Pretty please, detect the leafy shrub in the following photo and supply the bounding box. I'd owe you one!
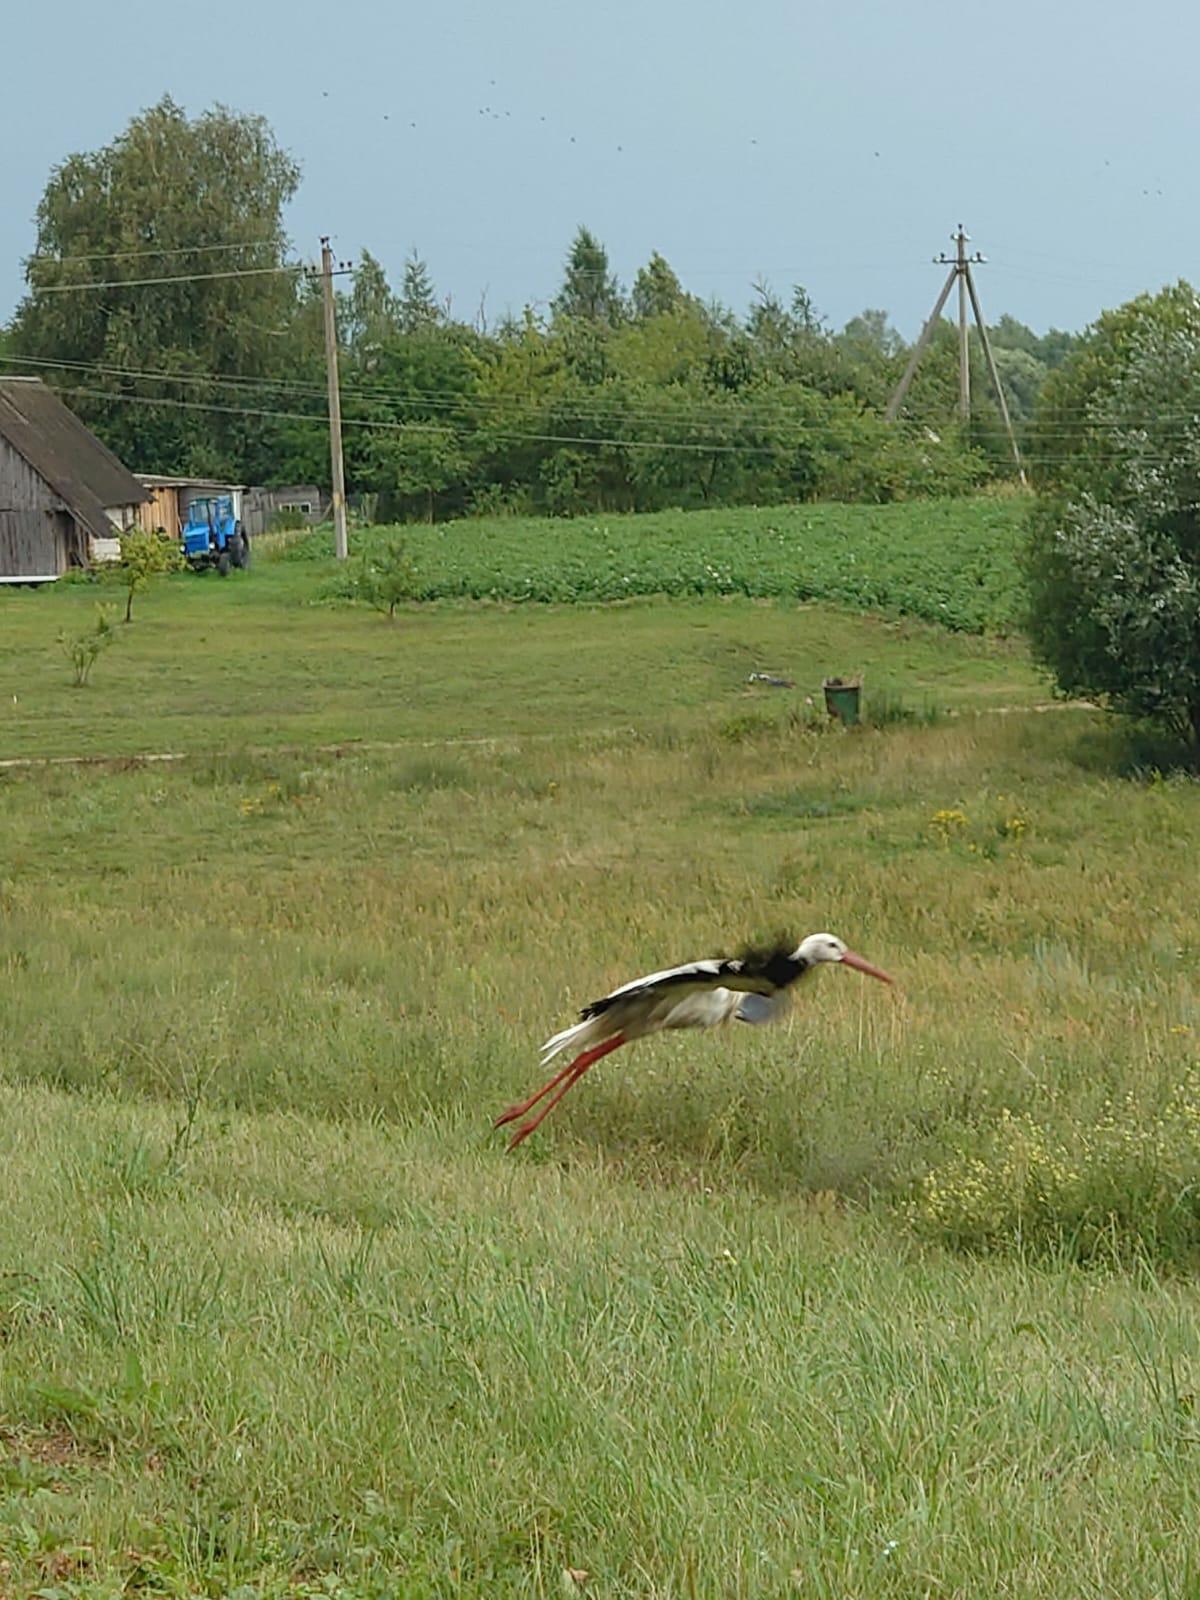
[344,541,418,619]
[269,506,310,532]
[468,483,533,519]
[1027,286,1200,754]
[58,605,119,686]
[113,528,183,621]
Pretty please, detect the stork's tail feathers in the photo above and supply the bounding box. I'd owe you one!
[539,1014,607,1065]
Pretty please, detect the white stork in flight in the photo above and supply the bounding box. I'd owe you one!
[495,932,894,1150]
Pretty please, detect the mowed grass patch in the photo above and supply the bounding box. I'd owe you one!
[3,1081,1200,1597]
[0,494,1036,762]
[0,589,1037,764]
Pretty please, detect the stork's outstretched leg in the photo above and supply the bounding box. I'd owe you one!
[494,1054,586,1129]
[497,1034,627,1151]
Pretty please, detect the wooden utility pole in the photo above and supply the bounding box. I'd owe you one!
[885,224,1027,487]
[320,236,349,561]
[884,267,957,424]
[953,225,972,421]
[964,269,1026,487]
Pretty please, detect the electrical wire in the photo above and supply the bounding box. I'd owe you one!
[15,352,1200,448]
[1,351,918,431]
[40,384,1190,470]
[27,240,283,266]
[44,382,803,457]
[12,356,1199,472]
[29,264,341,293]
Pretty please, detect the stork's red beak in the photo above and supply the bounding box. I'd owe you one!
[839,950,894,984]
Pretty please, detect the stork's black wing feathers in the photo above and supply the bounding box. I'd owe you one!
[579,941,806,1021]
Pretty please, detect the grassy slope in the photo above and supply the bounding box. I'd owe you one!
[2,501,1200,1595]
[0,583,1037,769]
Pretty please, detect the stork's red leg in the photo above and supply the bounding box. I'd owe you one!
[501,1033,627,1151]
[494,1054,584,1129]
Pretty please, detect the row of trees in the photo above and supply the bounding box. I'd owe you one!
[4,99,1080,521]
[5,101,1197,754]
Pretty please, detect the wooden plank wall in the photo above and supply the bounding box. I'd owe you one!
[0,439,65,575]
[136,484,181,534]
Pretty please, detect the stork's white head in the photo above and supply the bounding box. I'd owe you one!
[792,932,894,984]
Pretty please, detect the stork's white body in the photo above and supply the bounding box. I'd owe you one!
[496,933,894,1150]
[538,976,743,1065]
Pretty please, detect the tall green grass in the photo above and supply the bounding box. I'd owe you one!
[3,571,1199,1594]
[1,713,1196,1262]
[0,586,1037,763]
[4,1082,1200,1597]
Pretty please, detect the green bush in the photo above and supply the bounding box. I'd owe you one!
[57,605,119,686]
[1027,286,1200,755]
[344,541,418,619]
[268,506,310,532]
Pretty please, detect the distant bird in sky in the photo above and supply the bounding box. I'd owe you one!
[495,933,894,1150]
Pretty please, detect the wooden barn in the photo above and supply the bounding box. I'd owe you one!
[0,378,148,581]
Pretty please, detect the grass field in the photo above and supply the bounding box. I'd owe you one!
[2,501,1200,1597]
[0,498,1036,764]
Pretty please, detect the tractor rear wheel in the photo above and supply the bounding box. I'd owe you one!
[217,549,232,577]
[231,526,250,569]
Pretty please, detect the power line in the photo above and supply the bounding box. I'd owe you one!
[26,375,1178,470]
[0,351,905,431]
[28,240,283,266]
[43,381,821,457]
[15,352,1200,455]
[16,350,1200,437]
[29,263,344,294]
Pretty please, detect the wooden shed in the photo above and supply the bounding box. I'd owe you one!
[242,485,328,535]
[0,378,148,581]
[135,476,245,536]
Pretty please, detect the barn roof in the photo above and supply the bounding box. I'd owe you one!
[0,378,148,542]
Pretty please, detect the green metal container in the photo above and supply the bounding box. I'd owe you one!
[822,677,862,726]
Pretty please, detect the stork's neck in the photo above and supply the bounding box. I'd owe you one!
[745,948,808,989]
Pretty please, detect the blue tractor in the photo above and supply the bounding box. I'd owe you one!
[180,494,250,575]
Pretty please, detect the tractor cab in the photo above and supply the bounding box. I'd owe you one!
[180,494,249,574]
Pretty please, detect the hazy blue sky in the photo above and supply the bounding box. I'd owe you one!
[2,0,1195,338]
